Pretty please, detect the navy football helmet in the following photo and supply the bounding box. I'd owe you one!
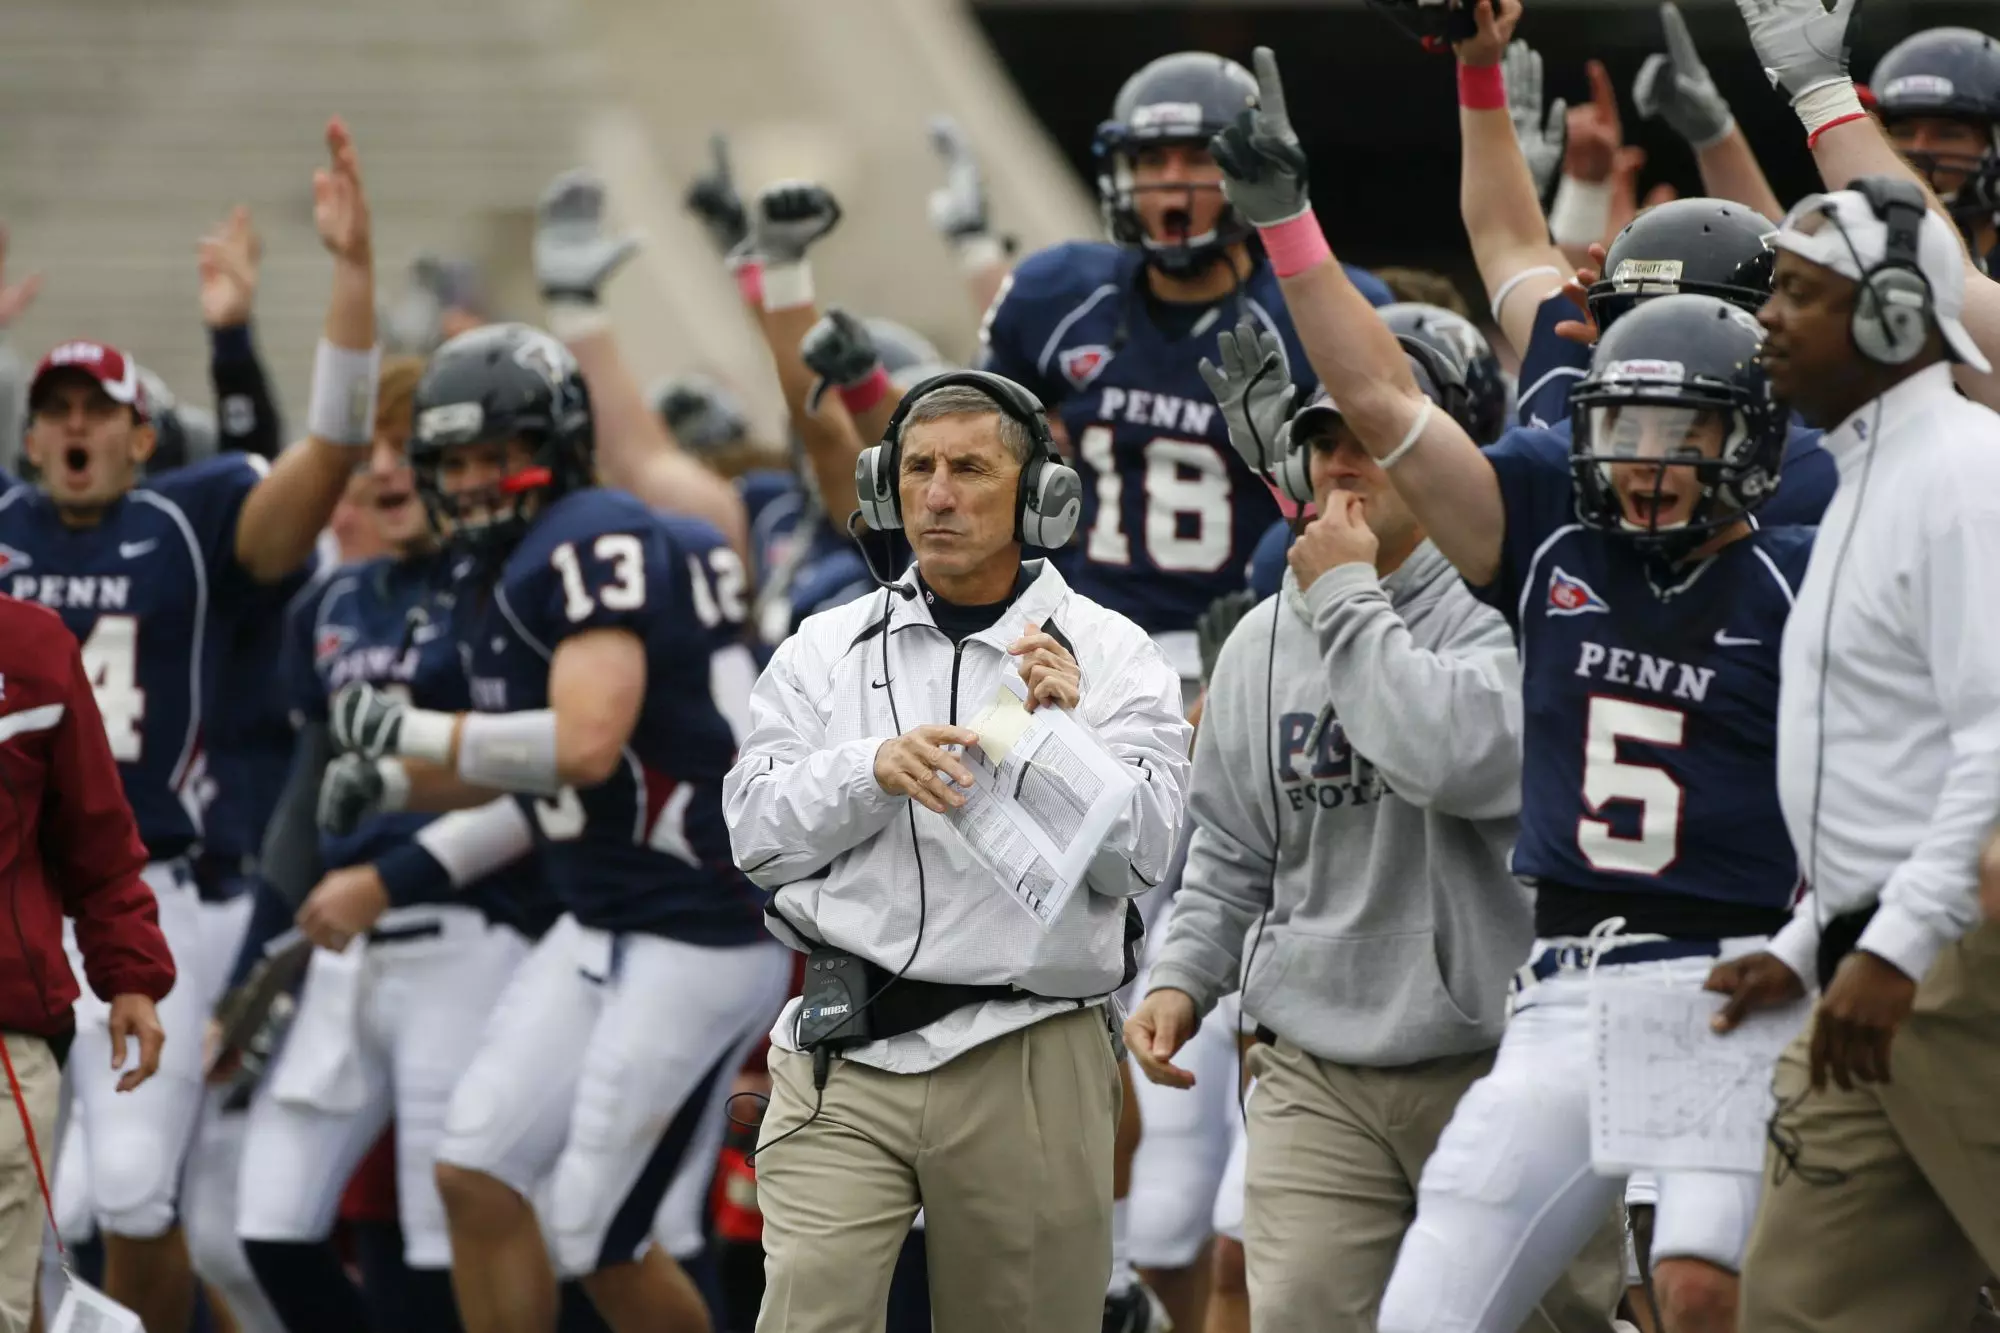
[1379,303,1509,444]
[1569,295,1787,558]
[1585,199,1778,335]
[1871,29,2000,236]
[408,323,593,560]
[1094,52,1258,278]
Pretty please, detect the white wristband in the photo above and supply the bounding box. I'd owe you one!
[307,339,381,447]
[1793,80,1865,138]
[1549,176,1613,247]
[396,708,459,766]
[760,260,815,312]
[545,297,611,343]
[1377,401,1433,472]
[456,709,563,797]
[377,758,411,813]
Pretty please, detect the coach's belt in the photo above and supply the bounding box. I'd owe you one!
[1526,938,1721,982]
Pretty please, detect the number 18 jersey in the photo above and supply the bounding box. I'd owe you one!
[979,240,1392,636]
[1474,427,1813,923]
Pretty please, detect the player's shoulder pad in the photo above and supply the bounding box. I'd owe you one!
[1488,421,1573,470]
[516,487,662,554]
[1750,521,1818,581]
[145,450,267,501]
[654,509,728,558]
[1004,240,1136,308]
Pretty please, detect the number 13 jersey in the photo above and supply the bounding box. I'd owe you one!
[978,240,1392,638]
[1474,427,1814,923]
[452,488,763,944]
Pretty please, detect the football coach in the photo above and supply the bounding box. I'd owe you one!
[724,370,1191,1333]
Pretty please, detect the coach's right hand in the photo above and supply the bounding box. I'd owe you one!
[1704,951,1806,1033]
[1127,989,1201,1088]
[874,725,978,813]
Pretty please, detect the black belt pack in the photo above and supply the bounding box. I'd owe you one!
[796,944,1040,1051]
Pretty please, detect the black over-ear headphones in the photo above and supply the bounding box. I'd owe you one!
[1841,176,1935,367]
[854,369,1082,549]
[1270,335,1469,505]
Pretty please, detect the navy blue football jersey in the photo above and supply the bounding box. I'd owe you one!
[205,558,319,873]
[738,469,806,588]
[0,455,266,860]
[453,489,763,942]
[979,240,1392,635]
[1474,426,1814,916]
[283,552,540,931]
[656,511,757,743]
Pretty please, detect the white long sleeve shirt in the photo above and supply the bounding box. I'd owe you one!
[1771,363,2000,986]
[722,558,1190,1073]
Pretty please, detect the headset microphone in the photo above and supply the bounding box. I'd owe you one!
[846,509,916,599]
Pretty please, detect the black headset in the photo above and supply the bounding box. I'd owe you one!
[1840,176,1935,367]
[854,370,1082,549]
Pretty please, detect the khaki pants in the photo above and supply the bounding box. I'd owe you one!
[0,1034,60,1333]
[754,1005,1120,1333]
[1740,923,2000,1333]
[1244,1039,1625,1333]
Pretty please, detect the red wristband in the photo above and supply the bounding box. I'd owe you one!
[731,259,764,308]
[1805,112,1869,149]
[1257,211,1332,279]
[836,366,892,415]
[1457,61,1507,111]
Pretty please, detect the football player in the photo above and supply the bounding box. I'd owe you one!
[1870,27,2000,274]
[1212,38,1814,1333]
[2,119,383,1333]
[321,323,789,1333]
[978,50,1393,694]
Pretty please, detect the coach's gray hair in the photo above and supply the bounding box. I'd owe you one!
[897,384,1034,466]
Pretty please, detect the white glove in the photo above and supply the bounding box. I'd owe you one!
[534,170,639,304]
[1503,42,1568,205]
[1635,3,1736,150]
[1730,0,1861,101]
[1197,319,1298,476]
[318,754,389,836]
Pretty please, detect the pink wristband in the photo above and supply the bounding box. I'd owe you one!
[732,259,764,307]
[1457,61,1507,111]
[836,366,892,415]
[1257,211,1332,279]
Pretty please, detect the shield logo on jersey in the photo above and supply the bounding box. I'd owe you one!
[1546,566,1610,617]
[314,625,357,666]
[1059,344,1114,390]
[0,544,31,577]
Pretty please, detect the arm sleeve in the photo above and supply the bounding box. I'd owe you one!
[1767,895,1823,992]
[973,263,1066,405]
[1080,637,1193,899]
[1143,622,1277,1018]
[208,323,284,461]
[372,798,535,906]
[259,719,330,910]
[1303,566,1524,820]
[721,629,903,890]
[1857,500,2000,982]
[1512,295,1591,430]
[48,639,174,1002]
[0,333,24,478]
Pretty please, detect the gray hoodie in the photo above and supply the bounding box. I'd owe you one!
[1147,542,1533,1066]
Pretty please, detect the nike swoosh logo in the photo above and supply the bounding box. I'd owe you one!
[1714,630,1762,647]
[870,678,890,690]
[118,539,158,559]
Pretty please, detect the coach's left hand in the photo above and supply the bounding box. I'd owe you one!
[1289,492,1376,591]
[299,864,392,953]
[1009,621,1080,712]
[1811,951,1918,1092]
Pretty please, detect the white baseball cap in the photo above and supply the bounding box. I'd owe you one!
[1772,189,1992,375]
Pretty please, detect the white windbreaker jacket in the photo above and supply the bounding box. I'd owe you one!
[723,558,1190,1072]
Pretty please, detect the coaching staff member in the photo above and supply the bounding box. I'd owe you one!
[724,371,1190,1333]
[1709,179,2000,1331]
[0,592,173,1328]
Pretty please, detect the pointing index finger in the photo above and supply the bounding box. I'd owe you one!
[1587,60,1623,136]
[1251,47,1292,137]
[708,132,733,182]
[1660,2,1703,74]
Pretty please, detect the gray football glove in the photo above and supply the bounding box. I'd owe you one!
[1503,42,1568,206]
[1197,319,1297,478]
[317,754,386,836]
[926,116,990,243]
[801,308,883,413]
[535,169,640,304]
[752,182,843,265]
[1208,48,1311,229]
[329,682,405,759]
[1635,4,1736,150]
[1730,0,1861,101]
[684,132,749,257]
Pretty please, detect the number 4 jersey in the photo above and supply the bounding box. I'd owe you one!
[0,456,267,861]
[979,240,1393,645]
[453,488,764,943]
[1474,427,1814,932]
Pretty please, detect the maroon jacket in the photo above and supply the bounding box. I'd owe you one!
[0,594,173,1038]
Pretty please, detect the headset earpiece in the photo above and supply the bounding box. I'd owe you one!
[1272,337,1467,507]
[1844,176,1934,368]
[854,445,901,530]
[1272,420,1315,506]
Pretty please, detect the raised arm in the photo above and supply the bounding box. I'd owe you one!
[1211,47,1507,585]
[926,116,1013,320]
[199,206,284,461]
[535,171,750,560]
[233,119,378,583]
[1633,2,1784,222]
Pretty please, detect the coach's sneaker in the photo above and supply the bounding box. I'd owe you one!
[1102,1279,1172,1333]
